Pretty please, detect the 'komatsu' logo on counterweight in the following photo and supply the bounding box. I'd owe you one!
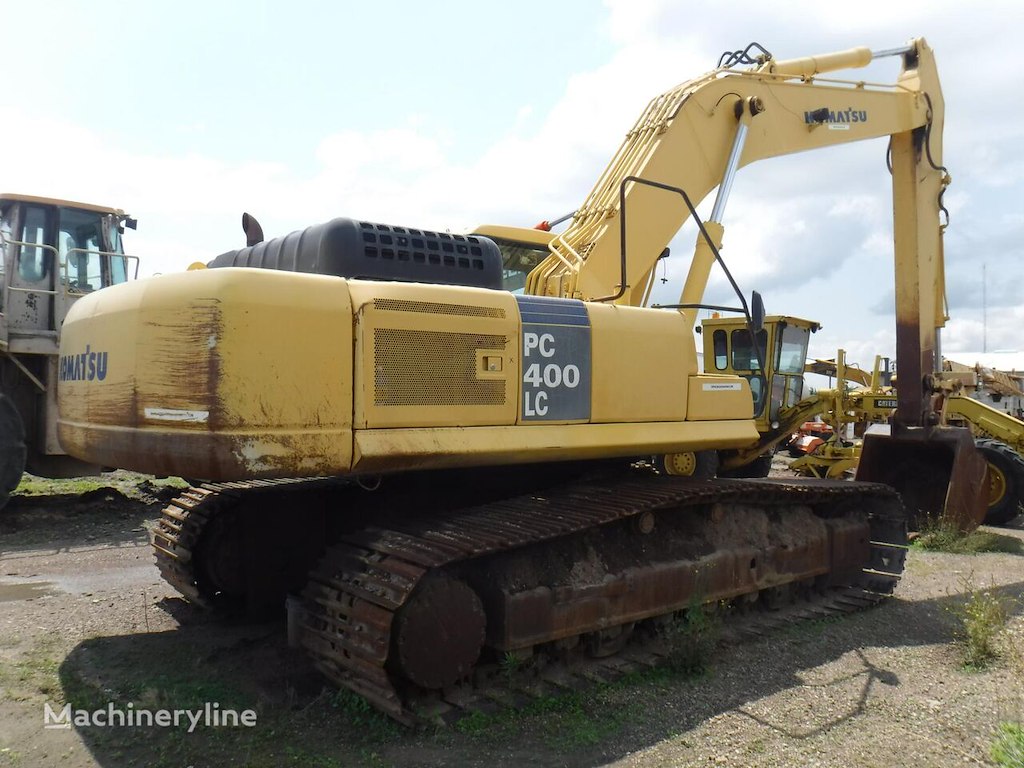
[59,346,108,382]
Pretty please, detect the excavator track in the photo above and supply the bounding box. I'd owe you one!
[152,477,344,611]
[151,473,905,724]
[293,474,907,724]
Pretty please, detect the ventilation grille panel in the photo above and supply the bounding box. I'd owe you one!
[373,298,505,318]
[373,328,507,406]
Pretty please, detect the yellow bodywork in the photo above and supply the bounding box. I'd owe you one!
[57,38,958,492]
[58,268,756,480]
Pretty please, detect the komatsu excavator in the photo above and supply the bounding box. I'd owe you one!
[0,194,137,509]
[56,38,987,720]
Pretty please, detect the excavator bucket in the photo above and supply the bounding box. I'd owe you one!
[856,427,988,532]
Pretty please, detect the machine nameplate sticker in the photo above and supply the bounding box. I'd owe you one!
[702,382,742,391]
[873,398,898,409]
[516,296,591,421]
[144,408,210,423]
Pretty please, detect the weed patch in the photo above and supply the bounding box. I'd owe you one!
[328,688,399,742]
[913,523,1023,555]
[991,722,1024,768]
[949,580,1010,670]
[663,602,722,676]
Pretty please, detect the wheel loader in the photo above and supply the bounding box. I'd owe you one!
[56,38,988,721]
[0,194,138,510]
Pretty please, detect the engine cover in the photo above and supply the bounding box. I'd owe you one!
[208,217,503,290]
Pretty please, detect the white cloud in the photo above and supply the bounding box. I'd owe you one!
[4,0,1022,372]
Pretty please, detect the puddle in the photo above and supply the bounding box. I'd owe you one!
[0,581,57,602]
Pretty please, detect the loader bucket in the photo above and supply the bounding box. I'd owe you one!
[856,427,988,532]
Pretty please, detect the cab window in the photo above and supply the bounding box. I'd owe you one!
[730,328,767,371]
[491,238,549,293]
[776,323,811,374]
[713,329,728,370]
[59,207,105,291]
[18,205,49,282]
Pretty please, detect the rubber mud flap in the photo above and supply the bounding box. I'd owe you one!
[0,394,27,510]
[857,427,987,532]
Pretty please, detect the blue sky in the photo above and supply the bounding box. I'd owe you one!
[7,0,1023,368]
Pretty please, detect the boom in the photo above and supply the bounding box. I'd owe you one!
[528,39,946,431]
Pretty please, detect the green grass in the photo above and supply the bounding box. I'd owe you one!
[949,582,1010,670]
[663,602,722,675]
[0,637,64,703]
[912,524,1023,555]
[452,664,675,748]
[328,689,399,742]
[13,476,112,496]
[992,722,1024,768]
[13,471,189,499]
[452,606,718,746]
[42,633,406,768]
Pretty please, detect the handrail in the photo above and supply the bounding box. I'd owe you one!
[1,238,62,310]
[64,246,141,282]
[1,235,140,290]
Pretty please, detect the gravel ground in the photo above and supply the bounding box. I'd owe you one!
[0,474,1022,768]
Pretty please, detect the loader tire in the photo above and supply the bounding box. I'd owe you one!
[975,438,1024,526]
[0,394,27,511]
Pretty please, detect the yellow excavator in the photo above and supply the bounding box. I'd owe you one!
[57,38,987,720]
[0,194,138,510]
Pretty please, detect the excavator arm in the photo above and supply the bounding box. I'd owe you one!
[528,39,947,432]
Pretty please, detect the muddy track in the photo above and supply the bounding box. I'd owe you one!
[151,474,907,725]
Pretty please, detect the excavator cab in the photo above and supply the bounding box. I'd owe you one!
[469,225,553,294]
[700,314,820,431]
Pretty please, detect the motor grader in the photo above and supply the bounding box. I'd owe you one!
[0,194,137,510]
[56,38,988,721]
[698,314,1024,525]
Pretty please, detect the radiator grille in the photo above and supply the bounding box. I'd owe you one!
[373,328,507,406]
[373,298,505,319]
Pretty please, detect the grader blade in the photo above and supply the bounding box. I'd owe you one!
[856,427,987,532]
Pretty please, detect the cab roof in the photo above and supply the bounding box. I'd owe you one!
[0,193,126,217]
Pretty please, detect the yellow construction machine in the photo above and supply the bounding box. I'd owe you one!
[56,38,988,720]
[704,309,1024,528]
[0,194,138,509]
[942,394,1024,525]
[701,314,1023,525]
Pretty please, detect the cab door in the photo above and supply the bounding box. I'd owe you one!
[5,203,57,335]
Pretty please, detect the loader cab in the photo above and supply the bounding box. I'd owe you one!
[0,194,138,342]
[470,225,552,293]
[701,315,820,428]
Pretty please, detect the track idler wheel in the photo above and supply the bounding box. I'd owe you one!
[391,576,485,690]
[0,395,27,511]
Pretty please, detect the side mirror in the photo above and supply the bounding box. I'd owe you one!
[750,290,765,332]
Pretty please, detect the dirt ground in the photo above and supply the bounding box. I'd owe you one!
[0,472,1022,768]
